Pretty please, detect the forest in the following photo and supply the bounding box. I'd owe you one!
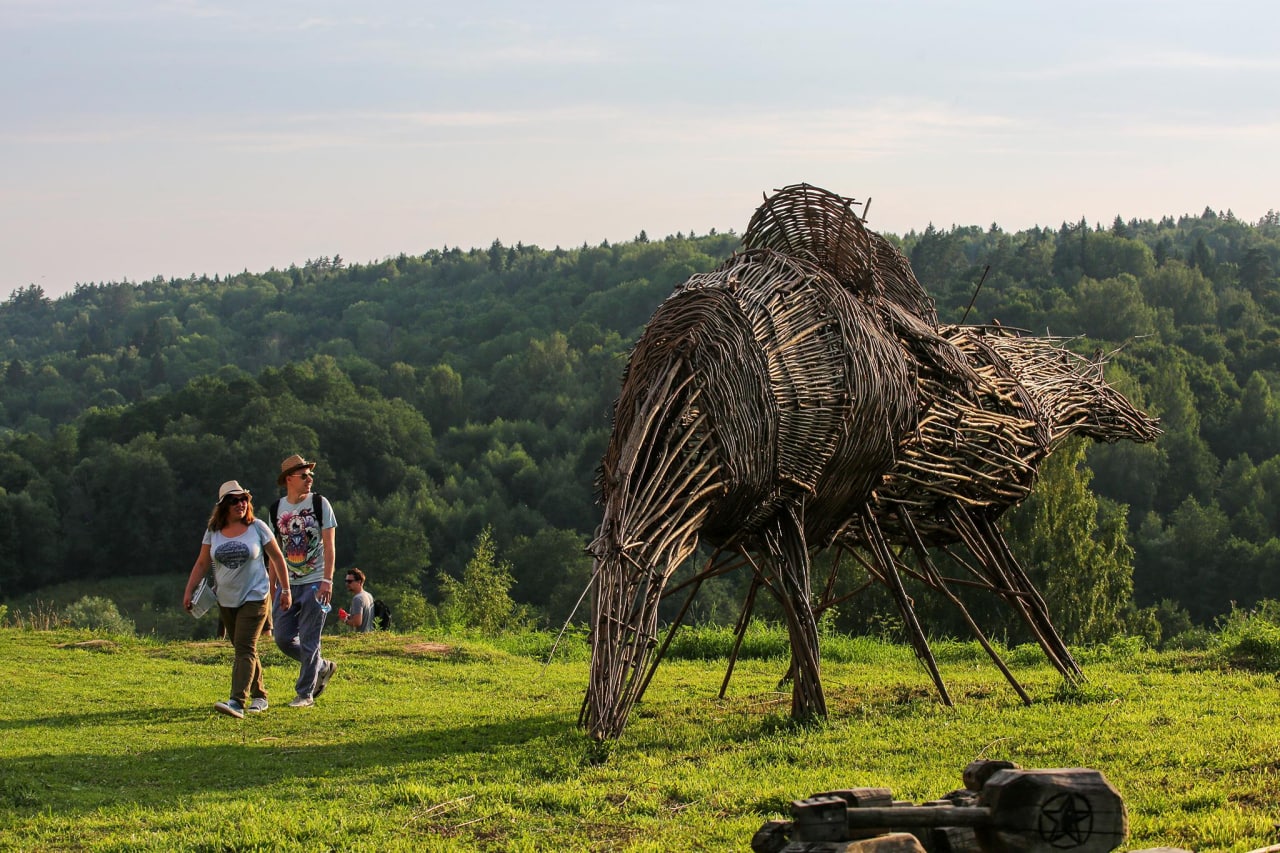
[2,206,1280,644]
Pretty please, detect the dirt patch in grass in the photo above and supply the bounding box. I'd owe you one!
[404,641,453,657]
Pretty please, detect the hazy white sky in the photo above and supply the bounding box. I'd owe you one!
[3,0,1277,298]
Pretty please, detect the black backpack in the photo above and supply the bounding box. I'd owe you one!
[372,599,393,630]
[265,492,329,534]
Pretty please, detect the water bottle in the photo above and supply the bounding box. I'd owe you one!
[314,584,332,615]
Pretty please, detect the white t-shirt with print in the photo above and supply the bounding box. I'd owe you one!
[273,494,337,586]
[203,519,274,607]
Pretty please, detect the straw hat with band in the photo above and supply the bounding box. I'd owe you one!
[277,454,317,486]
[217,480,252,502]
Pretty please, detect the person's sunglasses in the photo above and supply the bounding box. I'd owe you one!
[344,578,357,584]
[296,471,315,480]
[226,495,250,505]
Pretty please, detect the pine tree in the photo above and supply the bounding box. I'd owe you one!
[1005,439,1136,643]
[438,525,523,635]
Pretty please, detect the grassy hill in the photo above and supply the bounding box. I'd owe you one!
[2,626,1278,850]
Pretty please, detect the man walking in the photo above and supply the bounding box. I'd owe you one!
[340,568,375,632]
[269,454,338,707]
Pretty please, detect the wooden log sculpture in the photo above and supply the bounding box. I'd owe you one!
[751,759,1129,853]
[581,184,1160,741]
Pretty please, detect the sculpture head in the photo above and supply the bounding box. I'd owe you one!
[977,331,1161,448]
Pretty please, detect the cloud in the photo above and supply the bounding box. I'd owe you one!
[1016,49,1280,80]
[1114,118,1280,142]
[0,100,1025,159]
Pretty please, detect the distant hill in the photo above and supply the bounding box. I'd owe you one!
[2,210,1279,633]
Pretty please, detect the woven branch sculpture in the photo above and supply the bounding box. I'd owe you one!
[581,184,1159,741]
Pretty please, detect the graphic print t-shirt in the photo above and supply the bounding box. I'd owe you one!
[203,519,273,607]
[273,494,337,586]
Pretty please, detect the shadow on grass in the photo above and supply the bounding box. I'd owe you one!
[2,710,570,814]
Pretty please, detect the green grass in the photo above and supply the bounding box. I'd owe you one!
[3,627,1280,851]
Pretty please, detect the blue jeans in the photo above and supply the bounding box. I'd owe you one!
[273,584,329,699]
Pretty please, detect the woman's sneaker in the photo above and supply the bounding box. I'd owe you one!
[247,697,269,713]
[214,699,245,719]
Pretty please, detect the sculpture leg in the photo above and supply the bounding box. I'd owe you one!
[760,505,827,721]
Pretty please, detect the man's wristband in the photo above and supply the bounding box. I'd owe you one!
[319,578,333,585]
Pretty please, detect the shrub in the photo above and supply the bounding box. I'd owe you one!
[822,633,912,666]
[1163,626,1216,651]
[1153,598,1193,645]
[1123,604,1162,648]
[1215,601,1280,671]
[1077,634,1147,664]
[7,600,61,630]
[1007,643,1048,667]
[929,638,998,664]
[379,586,434,632]
[62,596,135,636]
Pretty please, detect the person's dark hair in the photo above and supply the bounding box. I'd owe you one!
[347,567,366,584]
[207,494,257,531]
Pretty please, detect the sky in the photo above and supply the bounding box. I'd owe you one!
[3,1,1277,299]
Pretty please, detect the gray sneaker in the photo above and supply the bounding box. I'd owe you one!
[288,695,314,708]
[313,660,337,698]
[214,699,245,719]
[247,697,269,713]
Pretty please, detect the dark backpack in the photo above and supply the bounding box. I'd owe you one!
[265,492,328,533]
[372,599,392,630]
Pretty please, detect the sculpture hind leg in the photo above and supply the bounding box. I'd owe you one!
[855,506,954,706]
[948,506,1082,682]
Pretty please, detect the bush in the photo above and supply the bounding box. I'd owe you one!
[822,633,913,666]
[144,606,217,641]
[379,586,435,632]
[1076,634,1147,664]
[62,596,135,636]
[1007,643,1048,667]
[929,638,1000,664]
[1153,598,1194,645]
[1215,601,1280,671]
[1163,626,1216,651]
[1123,604,1162,648]
[6,600,61,630]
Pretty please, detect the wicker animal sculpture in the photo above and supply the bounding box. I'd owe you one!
[584,185,956,740]
[582,183,1159,740]
[637,326,1160,713]
[582,247,917,740]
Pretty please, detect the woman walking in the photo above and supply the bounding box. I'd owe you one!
[183,480,292,718]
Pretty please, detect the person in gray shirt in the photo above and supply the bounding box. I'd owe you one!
[341,567,375,632]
